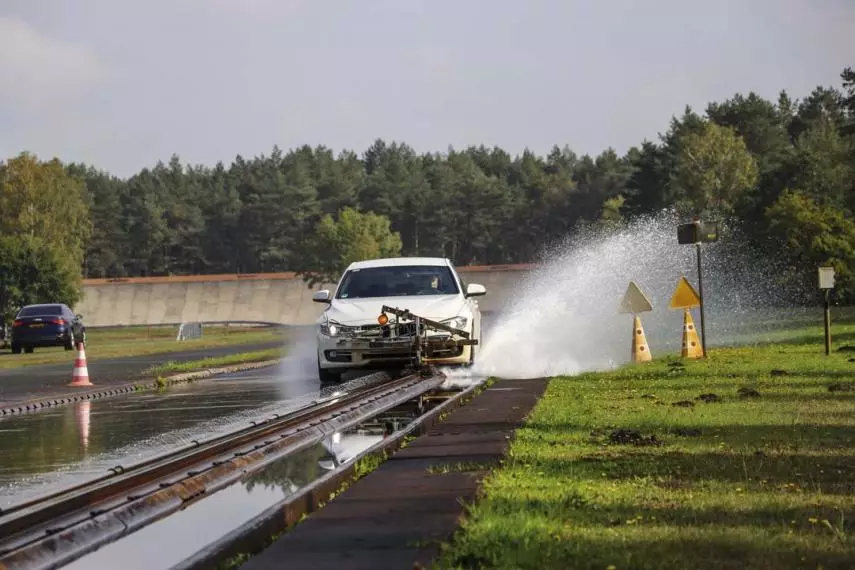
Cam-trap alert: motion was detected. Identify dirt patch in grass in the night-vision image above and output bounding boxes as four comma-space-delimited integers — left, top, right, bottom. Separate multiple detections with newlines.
697, 393, 721, 403
608, 428, 661, 446
737, 387, 762, 399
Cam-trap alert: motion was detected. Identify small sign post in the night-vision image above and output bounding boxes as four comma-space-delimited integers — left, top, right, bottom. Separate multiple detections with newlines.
669, 276, 704, 358
818, 267, 835, 356
677, 219, 719, 357
618, 281, 654, 315
618, 281, 654, 362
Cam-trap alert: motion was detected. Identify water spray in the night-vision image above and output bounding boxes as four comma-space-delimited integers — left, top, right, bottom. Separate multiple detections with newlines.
472, 209, 805, 379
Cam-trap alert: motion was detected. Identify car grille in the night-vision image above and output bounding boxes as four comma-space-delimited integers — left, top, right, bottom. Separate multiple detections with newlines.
352, 322, 424, 339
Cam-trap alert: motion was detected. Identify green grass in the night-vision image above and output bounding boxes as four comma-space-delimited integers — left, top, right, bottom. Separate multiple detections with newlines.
0, 325, 285, 369
435, 323, 855, 570
146, 347, 284, 377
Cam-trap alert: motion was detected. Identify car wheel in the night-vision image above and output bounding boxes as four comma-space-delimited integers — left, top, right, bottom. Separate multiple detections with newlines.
64, 332, 74, 351
11, 343, 21, 355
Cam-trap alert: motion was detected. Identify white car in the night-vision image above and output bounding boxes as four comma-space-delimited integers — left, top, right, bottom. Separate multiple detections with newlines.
313, 257, 486, 383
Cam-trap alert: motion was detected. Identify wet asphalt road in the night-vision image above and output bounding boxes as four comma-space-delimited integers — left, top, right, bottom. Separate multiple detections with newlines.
0, 367, 384, 509
0, 340, 287, 407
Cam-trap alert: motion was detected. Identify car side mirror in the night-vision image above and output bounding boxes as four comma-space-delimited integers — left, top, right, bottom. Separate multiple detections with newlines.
466, 283, 487, 297
312, 290, 332, 304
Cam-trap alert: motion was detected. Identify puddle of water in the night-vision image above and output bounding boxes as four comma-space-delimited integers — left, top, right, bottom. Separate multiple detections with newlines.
0, 371, 387, 508
62, 402, 422, 570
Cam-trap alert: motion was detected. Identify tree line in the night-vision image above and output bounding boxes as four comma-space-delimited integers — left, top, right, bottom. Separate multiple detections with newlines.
1, 66, 854, 318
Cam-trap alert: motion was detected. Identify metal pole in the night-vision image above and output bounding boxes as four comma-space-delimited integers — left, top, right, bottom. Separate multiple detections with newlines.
414, 316, 422, 367
824, 289, 831, 356
696, 242, 707, 357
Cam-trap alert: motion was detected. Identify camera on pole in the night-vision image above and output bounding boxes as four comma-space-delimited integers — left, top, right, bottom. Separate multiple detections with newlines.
676, 219, 719, 357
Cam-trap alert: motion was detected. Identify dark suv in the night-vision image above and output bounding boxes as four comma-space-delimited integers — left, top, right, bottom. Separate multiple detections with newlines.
10, 304, 86, 354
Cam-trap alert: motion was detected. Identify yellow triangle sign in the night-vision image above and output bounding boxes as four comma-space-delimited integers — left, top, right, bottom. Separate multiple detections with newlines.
669, 276, 701, 309
618, 281, 653, 314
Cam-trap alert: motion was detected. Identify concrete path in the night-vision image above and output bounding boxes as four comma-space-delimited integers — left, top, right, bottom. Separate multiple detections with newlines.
0, 341, 286, 408
242, 377, 548, 570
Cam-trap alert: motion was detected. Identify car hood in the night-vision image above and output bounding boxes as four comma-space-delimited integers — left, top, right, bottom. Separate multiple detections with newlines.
321, 295, 467, 325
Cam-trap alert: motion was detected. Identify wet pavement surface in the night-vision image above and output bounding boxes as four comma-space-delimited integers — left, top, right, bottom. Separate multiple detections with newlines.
62, 420, 404, 570
0, 340, 286, 407
243, 377, 549, 570
0, 366, 386, 508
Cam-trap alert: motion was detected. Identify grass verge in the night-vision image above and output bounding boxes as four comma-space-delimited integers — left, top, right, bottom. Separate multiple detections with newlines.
0, 325, 284, 369
435, 325, 855, 570
146, 347, 284, 377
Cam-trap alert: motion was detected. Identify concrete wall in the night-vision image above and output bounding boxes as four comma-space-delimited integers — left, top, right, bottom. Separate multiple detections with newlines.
77, 265, 534, 327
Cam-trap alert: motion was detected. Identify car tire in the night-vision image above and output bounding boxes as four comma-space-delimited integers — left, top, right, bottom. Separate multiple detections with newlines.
64, 333, 74, 351
11, 343, 21, 355
24, 346, 34, 354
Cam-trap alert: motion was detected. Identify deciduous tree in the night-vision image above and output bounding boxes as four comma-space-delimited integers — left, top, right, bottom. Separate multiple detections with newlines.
297, 207, 402, 286
0, 236, 82, 323
673, 122, 759, 217
766, 190, 855, 298
0, 153, 91, 269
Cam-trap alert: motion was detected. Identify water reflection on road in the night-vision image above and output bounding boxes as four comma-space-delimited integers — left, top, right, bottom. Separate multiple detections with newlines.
63, 412, 412, 570
0, 370, 381, 508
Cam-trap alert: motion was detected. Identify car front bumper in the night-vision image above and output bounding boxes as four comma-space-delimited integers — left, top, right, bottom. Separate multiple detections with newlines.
317, 333, 471, 370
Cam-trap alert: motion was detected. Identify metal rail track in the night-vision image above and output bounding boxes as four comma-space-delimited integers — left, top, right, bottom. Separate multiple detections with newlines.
0, 369, 445, 569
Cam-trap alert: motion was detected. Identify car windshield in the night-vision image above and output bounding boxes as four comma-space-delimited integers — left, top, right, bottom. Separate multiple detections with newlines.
18, 305, 62, 317
336, 265, 459, 299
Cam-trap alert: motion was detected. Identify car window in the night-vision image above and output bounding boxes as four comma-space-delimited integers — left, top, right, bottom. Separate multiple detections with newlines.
18, 305, 63, 317
336, 265, 460, 299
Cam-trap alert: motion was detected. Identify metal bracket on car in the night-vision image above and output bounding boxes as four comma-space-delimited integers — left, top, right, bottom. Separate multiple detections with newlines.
379, 305, 478, 368
380, 306, 470, 339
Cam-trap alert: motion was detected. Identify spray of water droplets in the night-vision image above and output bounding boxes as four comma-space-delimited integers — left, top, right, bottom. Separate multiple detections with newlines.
471, 209, 808, 379
275, 325, 324, 399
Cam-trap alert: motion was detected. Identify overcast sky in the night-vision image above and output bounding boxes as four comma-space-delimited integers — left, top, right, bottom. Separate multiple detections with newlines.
1, 0, 853, 177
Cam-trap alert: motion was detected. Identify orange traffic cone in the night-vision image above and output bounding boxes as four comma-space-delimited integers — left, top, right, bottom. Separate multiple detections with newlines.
631, 315, 652, 362
681, 309, 703, 359
68, 342, 93, 387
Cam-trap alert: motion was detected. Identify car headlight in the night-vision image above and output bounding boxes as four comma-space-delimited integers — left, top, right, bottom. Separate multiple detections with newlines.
320, 320, 355, 337
320, 322, 338, 337
441, 316, 469, 331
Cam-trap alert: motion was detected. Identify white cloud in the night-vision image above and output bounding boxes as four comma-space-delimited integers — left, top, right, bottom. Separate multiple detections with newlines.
0, 17, 105, 110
